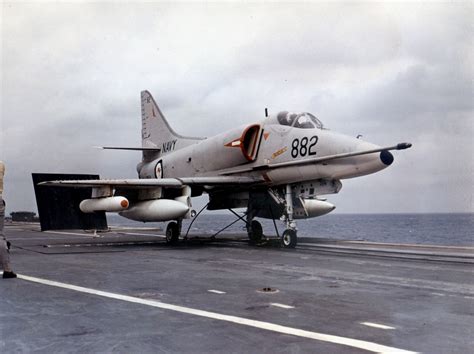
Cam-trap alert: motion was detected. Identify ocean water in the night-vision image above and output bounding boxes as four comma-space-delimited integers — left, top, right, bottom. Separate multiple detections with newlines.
108, 213, 473, 246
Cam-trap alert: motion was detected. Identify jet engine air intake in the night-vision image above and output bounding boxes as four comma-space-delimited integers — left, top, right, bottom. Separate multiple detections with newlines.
224, 124, 262, 163
241, 124, 261, 161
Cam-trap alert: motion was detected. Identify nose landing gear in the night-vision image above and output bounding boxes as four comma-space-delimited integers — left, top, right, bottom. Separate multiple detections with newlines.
246, 185, 298, 249
281, 229, 297, 248
281, 184, 298, 248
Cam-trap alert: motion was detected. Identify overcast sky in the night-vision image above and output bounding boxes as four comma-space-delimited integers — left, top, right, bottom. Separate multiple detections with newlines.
1, 1, 473, 215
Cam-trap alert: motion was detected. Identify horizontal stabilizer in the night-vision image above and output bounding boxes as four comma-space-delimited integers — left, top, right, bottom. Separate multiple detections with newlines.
95, 146, 162, 152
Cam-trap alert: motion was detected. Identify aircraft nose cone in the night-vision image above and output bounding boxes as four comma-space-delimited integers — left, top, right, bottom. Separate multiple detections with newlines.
380, 150, 394, 166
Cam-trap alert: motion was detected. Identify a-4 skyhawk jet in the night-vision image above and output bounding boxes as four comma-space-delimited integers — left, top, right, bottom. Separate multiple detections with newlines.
41, 90, 411, 248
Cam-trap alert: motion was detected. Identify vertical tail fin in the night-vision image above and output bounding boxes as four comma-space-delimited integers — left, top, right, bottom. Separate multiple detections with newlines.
140, 91, 204, 161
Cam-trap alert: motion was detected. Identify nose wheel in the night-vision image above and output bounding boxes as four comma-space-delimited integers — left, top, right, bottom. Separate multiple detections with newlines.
281, 184, 298, 249
281, 229, 297, 248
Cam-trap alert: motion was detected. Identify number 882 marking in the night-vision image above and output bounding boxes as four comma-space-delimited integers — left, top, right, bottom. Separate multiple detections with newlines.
291, 136, 318, 158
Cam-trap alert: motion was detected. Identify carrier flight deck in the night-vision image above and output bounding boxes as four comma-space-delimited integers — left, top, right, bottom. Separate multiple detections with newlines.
1, 222, 473, 354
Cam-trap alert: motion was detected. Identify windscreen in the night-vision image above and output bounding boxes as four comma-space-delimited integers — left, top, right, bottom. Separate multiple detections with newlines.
276, 111, 323, 129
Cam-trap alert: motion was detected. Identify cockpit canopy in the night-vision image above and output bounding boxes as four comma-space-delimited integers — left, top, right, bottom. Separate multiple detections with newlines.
274, 111, 324, 129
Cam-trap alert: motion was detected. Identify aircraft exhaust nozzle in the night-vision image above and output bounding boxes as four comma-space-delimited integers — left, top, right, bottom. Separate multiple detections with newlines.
302, 199, 336, 218
119, 199, 189, 222
80, 196, 129, 213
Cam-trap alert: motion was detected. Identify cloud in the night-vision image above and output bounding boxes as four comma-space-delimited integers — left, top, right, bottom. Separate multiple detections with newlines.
1, 1, 472, 214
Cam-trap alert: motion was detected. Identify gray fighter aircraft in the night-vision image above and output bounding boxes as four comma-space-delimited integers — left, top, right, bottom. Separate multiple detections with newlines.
42, 90, 411, 248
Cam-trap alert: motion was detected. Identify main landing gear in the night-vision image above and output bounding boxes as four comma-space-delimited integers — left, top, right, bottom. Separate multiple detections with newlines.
246, 208, 263, 243
247, 220, 263, 242
166, 184, 299, 249
166, 220, 181, 244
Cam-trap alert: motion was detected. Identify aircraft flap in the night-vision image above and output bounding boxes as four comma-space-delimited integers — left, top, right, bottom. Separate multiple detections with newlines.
39, 176, 264, 189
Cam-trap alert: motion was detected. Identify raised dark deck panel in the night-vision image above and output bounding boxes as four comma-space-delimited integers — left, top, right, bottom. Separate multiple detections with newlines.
32, 173, 107, 231
1, 223, 473, 353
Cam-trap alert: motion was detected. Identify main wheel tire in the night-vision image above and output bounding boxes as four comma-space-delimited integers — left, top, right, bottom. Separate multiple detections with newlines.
248, 220, 263, 242
281, 229, 297, 248
166, 222, 180, 244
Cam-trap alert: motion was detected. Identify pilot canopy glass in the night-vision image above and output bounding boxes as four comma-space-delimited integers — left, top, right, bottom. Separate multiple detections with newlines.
276, 111, 324, 129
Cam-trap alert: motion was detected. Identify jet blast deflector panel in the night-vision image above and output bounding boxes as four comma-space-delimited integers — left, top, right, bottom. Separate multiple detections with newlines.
32, 173, 108, 231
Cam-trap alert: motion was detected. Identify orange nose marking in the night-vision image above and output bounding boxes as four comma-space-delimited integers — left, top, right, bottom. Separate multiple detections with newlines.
121, 199, 129, 208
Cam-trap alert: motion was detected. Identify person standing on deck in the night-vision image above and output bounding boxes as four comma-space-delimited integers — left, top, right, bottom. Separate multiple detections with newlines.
0, 161, 16, 279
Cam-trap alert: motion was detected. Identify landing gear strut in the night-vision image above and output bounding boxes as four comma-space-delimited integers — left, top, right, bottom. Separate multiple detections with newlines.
281, 184, 297, 248
166, 221, 181, 244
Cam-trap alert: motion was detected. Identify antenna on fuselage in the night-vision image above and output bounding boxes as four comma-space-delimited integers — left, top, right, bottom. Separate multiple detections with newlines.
265, 108, 268, 117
